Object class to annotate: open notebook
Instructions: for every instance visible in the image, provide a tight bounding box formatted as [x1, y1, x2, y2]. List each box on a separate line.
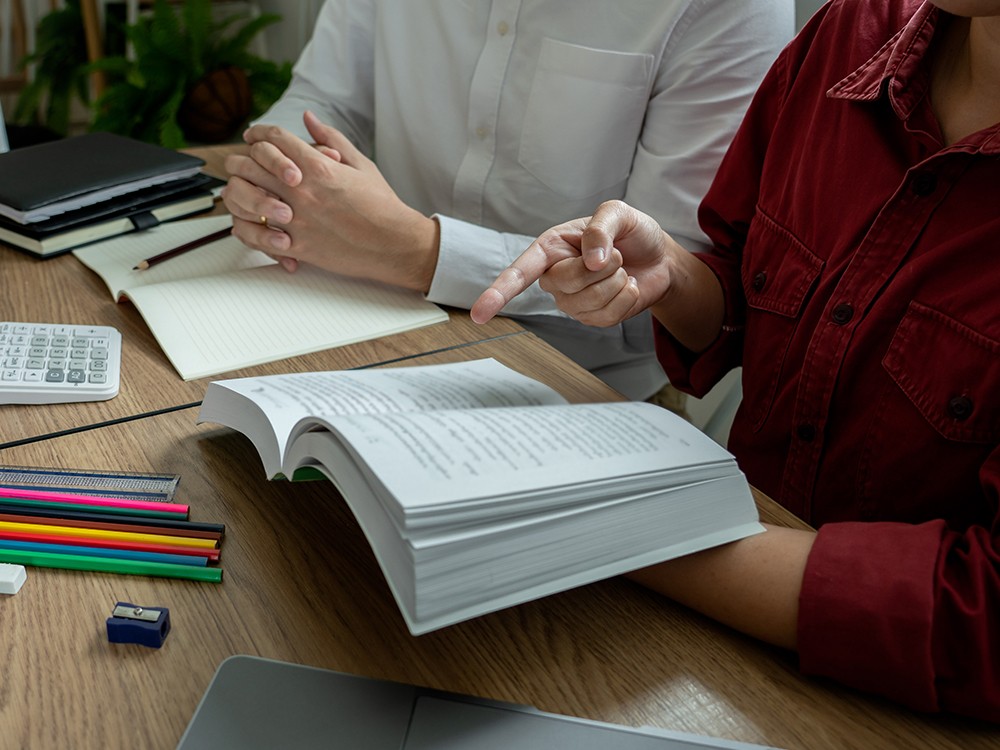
[73, 215, 449, 380]
[177, 656, 781, 750]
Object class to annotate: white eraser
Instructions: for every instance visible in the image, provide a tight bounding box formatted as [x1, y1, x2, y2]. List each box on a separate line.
[0, 563, 26, 595]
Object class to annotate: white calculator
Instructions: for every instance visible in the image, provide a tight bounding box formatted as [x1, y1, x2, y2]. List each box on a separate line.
[0, 322, 121, 404]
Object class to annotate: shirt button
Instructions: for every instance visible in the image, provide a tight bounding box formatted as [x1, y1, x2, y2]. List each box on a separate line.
[497, 21, 509, 36]
[831, 303, 854, 325]
[796, 423, 816, 442]
[475, 126, 489, 140]
[751, 272, 767, 292]
[947, 395, 973, 421]
[912, 172, 937, 196]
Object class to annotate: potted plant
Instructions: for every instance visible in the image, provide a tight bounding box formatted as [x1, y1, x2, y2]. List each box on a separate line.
[11, 0, 91, 137]
[90, 0, 292, 147]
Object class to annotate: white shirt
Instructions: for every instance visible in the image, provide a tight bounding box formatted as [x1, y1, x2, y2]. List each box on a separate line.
[258, 0, 794, 399]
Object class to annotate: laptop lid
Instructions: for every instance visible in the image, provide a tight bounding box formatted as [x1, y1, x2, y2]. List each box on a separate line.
[177, 656, 780, 750]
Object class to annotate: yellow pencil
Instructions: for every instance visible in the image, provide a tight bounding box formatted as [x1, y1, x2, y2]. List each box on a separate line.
[0, 520, 218, 549]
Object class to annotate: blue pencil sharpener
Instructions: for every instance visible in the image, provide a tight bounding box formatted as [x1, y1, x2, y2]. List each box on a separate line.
[106, 602, 171, 648]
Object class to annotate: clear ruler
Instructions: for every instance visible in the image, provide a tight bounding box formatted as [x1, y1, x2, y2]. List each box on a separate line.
[0, 465, 180, 503]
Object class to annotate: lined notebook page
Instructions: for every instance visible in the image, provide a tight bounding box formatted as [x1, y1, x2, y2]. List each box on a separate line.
[74, 216, 449, 380]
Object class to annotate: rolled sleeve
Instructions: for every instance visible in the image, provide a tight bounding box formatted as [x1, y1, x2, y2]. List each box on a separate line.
[653, 252, 745, 398]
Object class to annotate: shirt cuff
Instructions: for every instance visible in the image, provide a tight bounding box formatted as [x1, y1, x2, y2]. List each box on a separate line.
[798, 520, 943, 712]
[652, 254, 743, 397]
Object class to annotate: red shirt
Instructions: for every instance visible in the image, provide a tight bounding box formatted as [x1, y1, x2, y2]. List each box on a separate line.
[655, 0, 1000, 721]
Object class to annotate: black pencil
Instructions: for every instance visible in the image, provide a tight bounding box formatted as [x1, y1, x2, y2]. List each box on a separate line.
[132, 226, 233, 270]
[0, 502, 225, 538]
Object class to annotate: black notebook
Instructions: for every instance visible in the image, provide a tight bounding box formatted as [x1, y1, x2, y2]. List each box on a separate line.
[0, 132, 204, 224]
[0, 173, 223, 258]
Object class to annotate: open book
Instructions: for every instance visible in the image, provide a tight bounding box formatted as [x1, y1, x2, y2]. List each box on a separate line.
[73, 215, 448, 380]
[197, 359, 763, 634]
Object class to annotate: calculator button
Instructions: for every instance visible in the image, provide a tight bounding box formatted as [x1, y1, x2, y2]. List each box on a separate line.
[4, 357, 23, 368]
[71, 338, 89, 348]
[74, 327, 102, 337]
[2, 369, 21, 381]
[45, 369, 66, 382]
[67, 370, 86, 384]
[29, 347, 47, 358]
[70, 348, 89, 359]
[69, 360, 87, 371]
[31, 336, 49, 346]
[48, 359, 68, 370]
[89, 372, 108, 384]
[23, 370, 43, 382]
[26, 359, 46, 370]
[92, 338, 110, 348]
[50, 336, 70, 348]
[91, 348, 109, 360]
[90, 360, 108, 372]
[12, 326, 30, 336]
[49, 348, 68, 359]
[53, 326, 73, 336]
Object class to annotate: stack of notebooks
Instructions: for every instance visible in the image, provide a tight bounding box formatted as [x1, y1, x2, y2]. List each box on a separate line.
[0, 132, 221, 257]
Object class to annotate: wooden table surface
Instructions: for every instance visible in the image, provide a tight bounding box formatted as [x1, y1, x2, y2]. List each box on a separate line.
[1, 334, 995, 750]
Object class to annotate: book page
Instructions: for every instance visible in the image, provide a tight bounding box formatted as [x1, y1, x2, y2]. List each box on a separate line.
[322, 401, 737, 512]
[199, 359, 569, 465]
[73, 216, 449, 380]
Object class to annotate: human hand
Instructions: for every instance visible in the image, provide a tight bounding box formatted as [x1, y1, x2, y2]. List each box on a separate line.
[223, 111, 439, 291]
[471, 200, 675, 326]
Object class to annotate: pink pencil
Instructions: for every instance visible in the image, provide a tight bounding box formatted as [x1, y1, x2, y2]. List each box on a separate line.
[0, 487, 189, 515]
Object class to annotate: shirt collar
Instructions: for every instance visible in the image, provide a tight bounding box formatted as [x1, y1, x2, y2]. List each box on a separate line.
[827, 3, 1000, 153]
[827, 2, 938, 120]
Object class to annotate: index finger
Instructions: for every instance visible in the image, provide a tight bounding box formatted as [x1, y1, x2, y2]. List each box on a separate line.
[470, 236, 580, 324]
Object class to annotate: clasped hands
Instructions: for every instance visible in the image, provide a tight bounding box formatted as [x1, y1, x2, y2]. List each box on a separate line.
[222, 111, 439, 293]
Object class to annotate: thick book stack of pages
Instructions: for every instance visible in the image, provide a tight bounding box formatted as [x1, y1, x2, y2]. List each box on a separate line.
[0, 132, 218, 257]
[197, 359, 763, 635]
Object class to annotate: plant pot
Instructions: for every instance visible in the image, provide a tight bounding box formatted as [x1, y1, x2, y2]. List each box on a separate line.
[177, 65, 253, 143]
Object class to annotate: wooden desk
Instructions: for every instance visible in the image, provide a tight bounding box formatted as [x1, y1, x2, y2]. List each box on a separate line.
[0, 140, 521, 443]
[0, 334, 993, 749]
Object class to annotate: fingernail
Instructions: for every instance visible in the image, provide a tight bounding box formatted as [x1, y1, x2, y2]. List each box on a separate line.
[270, 234, 288, 251]
[275, 208, 292, 223]
[283, 168, 298, 184]
[595, 246, 607, 262]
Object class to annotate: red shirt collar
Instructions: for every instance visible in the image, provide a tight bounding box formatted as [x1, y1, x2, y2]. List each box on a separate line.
[827, 2, 1000, 152]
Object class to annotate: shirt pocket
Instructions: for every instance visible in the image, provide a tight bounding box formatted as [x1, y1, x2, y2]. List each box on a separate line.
[741, 210, 824, 431]
[882, 302, 1000, 444]
[518, 38, 653, 200]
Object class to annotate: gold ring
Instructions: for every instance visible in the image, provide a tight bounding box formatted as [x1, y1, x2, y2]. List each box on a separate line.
[259, 215, 268, 228]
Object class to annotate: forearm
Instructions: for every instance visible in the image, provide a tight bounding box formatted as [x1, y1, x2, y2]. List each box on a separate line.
[649, 239, 726, 354]
[626, 524, 816, 650]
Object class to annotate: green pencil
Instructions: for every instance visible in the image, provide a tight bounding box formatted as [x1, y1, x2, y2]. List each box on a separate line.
[0, 548, 223, 583]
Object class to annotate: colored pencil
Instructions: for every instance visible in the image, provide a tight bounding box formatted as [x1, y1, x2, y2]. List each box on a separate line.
[0, 529, 220, 561]
[0, 539, 207, 567]
[0, 505, 224, 537]
[0, 548, 224, 582]
[0, 520, 218, 549]
[0, 487, 189, 515]
[0, 498, 184, 520]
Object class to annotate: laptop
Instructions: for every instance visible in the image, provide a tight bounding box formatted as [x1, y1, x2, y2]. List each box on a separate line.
[177, 656, 780, 750]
